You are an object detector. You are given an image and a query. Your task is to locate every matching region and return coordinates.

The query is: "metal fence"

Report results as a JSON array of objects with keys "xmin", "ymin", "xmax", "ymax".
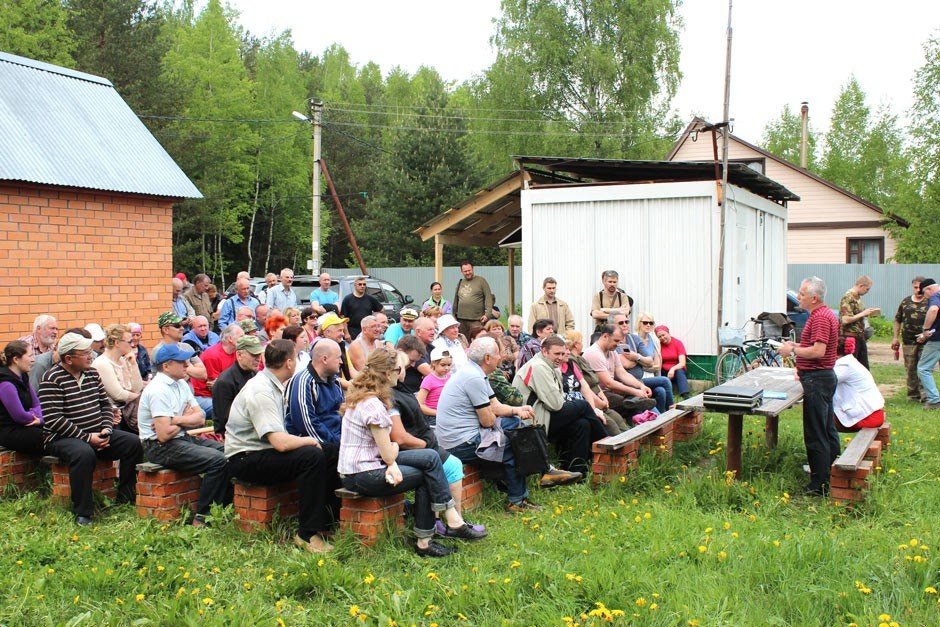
[
  {"xmin": 787, "ymin": 264, "xmax": 940, "ymax": 314},
  {"xmin": 323, "ymin": 266, "xmax": 522, "ymax": 310}
]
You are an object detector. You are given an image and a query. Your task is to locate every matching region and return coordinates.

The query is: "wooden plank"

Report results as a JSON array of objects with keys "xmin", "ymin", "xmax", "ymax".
[
  {"xmin": 833, "ymin": 428, "xmax": 879, "ymax": 470},
  {"xmin": 416, "ymin": 173, "xmax": 523, "ymax": 240},
  {"xmin": 595, "ymin": 408, "xmax": 689, "ymax": 451}
]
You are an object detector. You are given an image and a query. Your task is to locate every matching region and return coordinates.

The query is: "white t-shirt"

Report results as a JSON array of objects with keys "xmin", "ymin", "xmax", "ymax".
[{"xmin": 833, "ymin": 354, "xmax": 884, "ymax": 427}]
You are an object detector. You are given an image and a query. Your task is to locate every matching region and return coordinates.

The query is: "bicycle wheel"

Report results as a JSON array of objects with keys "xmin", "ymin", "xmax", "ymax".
[
  {"xmin": 760, "ymin": 348, "xmax": 784, "ymax": 367},
  {"xmin": 715, "ymin": 350, "xmax": 746, "ymax": 384}
]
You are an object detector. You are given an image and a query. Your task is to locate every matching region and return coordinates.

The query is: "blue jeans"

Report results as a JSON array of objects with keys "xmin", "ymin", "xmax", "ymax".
[
  {"xmin": 917, "ymin": 342, "xmax": 940, "ymax": 404},
  {"xmin": 447, "ymin": 416, "xmax": 529, "ymax": 505},
  {"xmin": 342, "ymin": 449, "xmax": 455, "ymax": 539},
  {"xmin": 643, "ymin": 376, "xmax": 675, "ymax": 412},
  {"xmin": 668, "ymin": 368, "xmax": 690, "ymax": 396},
  {"xmin": 194, "ymin": 395, "xmax": 214, "ymax": 421},
  {"xmin": 143, "ymin": 435, "xmax": 231, "ymax": 516}
]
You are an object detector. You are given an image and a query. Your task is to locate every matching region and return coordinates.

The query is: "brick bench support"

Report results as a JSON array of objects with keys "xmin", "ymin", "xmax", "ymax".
[
  {"xmin": 830, "ymin": 426, "xmax": 885, "ymax": 505},
  {"xmin": 336, "ymin": 487, "xmax": 405, "ymax": 546},
  {"xmin": 42, "ymin": 455, "xmax": 117, "ymax": 504},
  {"xmin": 459, "ymin": 463, "xmax": 483, "ymax": 511},
  {"xmin": 233, "ymin": 480, "xmax": 299, "ymax": 532},
  {"xmin": 591, "ymin": 408, "xmax": 691, "ymax": 486},
  {"xmin": 135, "ymin": 462, "xmax": 201, "ymax": 521},
  {"xmin": 0, "ymin": 447, "xmax": 41, "ymax": 491},
  {"xmin": 672, "ymin": 411, "xmax": 704, "ymax": 442},
  {"xmin": 591, "ymin": 441, "xmax": 639, "ymax": 486}
]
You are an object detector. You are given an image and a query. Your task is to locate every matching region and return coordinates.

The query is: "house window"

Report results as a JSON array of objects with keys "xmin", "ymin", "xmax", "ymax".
[{"xmin": 846, "ymin": 237, "xmax": 884, "ymax": 264}]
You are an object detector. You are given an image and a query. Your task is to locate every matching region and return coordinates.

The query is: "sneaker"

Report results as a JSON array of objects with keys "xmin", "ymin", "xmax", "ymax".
[
  {"xmin": 293, "ymin": 533, "xmax": 334, "ymax": 554},
  {"xmin": 415, "ymin": 540, "xmax": 457, "ymax": 558},
  {"xmin": 802, "ymin": 483, "xmax": 829, "ymax": 497},
  {"xmin": 192, "ymin": 515, "xmax": 209, "ymax": 528},
  {"xmin": 505, "ymin": 500, "xmax": 533, "ymax": 514},
  {"xmin": 924, "ymin": 402, "xmax": 940, "ymax": 410},
  {"xmin": 539, "ymin": 468, "xmax": 582, "ymax": 488},
  {"xmin": 623, "ymin": 398, "xmax": 657, "ymax": 413},
  {"xmin": 464, "ymin": 519, "xmax": 486, "ymax": 534},
  {"xmin": 75, "ymin": 516, "xmax": 93, "ymax": 526},
  {"xmin": 444, "ymin": 522, "xmax": 488, "ymax": 540},
  {"xmin": 434, "ymin": 520, "xmax": 447, "ymax": 537}
]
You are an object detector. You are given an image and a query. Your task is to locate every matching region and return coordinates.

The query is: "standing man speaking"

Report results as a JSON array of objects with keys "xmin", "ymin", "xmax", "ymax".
[
  {"xmin": 779, "ymin": 276, "xmax": 840, "ymax": 496},
  {"xmin": 453, "ymin": 261, "xmax": 494, "ymax": 338}
]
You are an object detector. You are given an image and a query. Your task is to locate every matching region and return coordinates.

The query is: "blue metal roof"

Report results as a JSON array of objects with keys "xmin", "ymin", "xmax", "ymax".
[{"xmin": 0, "ymin": 51, "xmax": 201, "ymax": 198}]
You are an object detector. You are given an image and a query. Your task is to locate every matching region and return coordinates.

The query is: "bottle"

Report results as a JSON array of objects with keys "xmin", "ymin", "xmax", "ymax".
[{"xmin": 894, "ymin": 347, "xmax": 900, "ymax": 361}]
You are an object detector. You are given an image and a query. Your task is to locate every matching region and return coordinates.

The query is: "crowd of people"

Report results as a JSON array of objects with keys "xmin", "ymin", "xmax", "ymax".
[{"xmin": 2, "ymin": 263, "xmax": 925, "ymax": 554}]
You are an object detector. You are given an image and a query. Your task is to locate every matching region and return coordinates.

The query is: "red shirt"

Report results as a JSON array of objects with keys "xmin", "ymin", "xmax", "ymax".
[
  {"xmin": 192, "ymin": 343, "xmax": 236, "ymax": 398},
  {"xmin": 796, "ymin": 306, "xmax": 838, "ymax": 371},
  {"xmin": 660, "ymin": 338, "xmax": 687, "ymax": 373}
]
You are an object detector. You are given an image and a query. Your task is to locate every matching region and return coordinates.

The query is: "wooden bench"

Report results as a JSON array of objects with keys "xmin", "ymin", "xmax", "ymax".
[
  {"xmin": 232, "ymin": 479, "xmax": 300, "ymax": 532},
  {"xmin": 591, "ymin": 408, "xmax": 696, "ymax": 486},
  {"xmin": 0, "ymin": 447, "xmax": 41, "ymax": 492},
  {"xmin": 335, "ymin": 488, "xmax": 406, "ymax": 546},
  {"xmin": 829, "ymin": 423, "xmax": 889, "ymax": 504},
  {"xmin": 135, "ymin": 462, "xmax": 201, "ymax": 521},
  {"xmin": 42, "ymin": 455, "xmax": 118, "ymax": 504}
]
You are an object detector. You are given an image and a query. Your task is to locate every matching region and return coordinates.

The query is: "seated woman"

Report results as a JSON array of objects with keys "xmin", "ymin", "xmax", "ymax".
[
  {"xmin": 128, "ymin": 322, "xmax": 152, "ymax": 382},
  {"xmin": 635, "ymin": 312, "xmax": 662, "ymax": 376},
  {"xmin": 390, "ymin": 350, "xmax": 485, "ymax": 536},
  {"xmin": 284, "ymin": 307, "xmax": 302, "ymax": 328},
  {"xmin": 655, "ymin": 325, "xmax": 690, "ymax": 398},
  {"xmin": 0, "ymin": 340, "xmax": 44, "ymax": 455},
  {"xmin": 619, "ymin": 320, "xmax": 674, "ymax": 413},
  {"xmin": 264, "ymin": 311, "xmax": 289, "ymax": 343},
  {"xmin": 421, "ymin": 306, "xmax": 442, "ymax": 327},
  {"xmin": 339, "ymin": 348, "xmax": 486, "ymax": 557},
  {"xmin": 564, "ymin": 331, "xmax": 628, "ymax": 436},
  {"xmin": 300, "ymin": 307, "xmax": 319, "ymax": 344},
  {"xmin": 833, "ymin": 337, "xmax": 885, "ymax": 432},
  {"xmin": 432, "ymin": 315, "xmax": 468, "ymax": 370},
  {"xmin": 92, "ymin": 324, "xmax": 144, "ymax": 434},
  {"xmin": 282, "ymin": 325, "xmax": 311, "ymax": 375}
]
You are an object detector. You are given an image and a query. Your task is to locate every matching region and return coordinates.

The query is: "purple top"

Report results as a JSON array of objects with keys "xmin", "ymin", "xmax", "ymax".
[{"xmin": 0, "ymin": 381, "xmax": 43, "ymax": 426}]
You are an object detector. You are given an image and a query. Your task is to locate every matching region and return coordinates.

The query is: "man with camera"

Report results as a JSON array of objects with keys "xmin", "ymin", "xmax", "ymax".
[{"xmin": 39, "ymin": 332, "xmax": 143, "ymax": 525}]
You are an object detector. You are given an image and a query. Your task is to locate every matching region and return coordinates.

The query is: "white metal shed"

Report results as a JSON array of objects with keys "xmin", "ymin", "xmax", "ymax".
[{"xmin": 518, "ymin": 159, "xmax": 796, "ymax": 357}]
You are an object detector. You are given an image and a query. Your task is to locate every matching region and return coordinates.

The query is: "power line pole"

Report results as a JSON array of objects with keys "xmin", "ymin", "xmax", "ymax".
[
  {"xmin": 311, "ymin": 99, "xmax": 323, "ymax": 275},
  {"xmin": 716, "ymin": 0, "xmax": 733, "ymax": 331}
]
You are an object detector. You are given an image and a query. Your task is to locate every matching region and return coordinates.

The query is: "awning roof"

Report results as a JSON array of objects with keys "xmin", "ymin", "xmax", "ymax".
[{"xmin": 514, "ymin": 156, "xmax": 799, "ymax": 203}]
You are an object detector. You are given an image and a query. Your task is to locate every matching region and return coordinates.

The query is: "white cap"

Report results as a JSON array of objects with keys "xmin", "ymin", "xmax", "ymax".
[
  {"xmin": 430, "ymin": 345, "xmax": 452, "ymax": 362},
  {"xmin": 437, "ymin": 314, "xmax": 459, "ymax": 331},
  {"xmin": 84, "ymin": 323, "xmax": 106, "ymax": 342}
]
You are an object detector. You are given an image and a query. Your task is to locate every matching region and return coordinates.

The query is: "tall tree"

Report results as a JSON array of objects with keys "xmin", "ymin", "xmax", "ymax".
[
  {"xmin": 821, "ymin": 77, "xmax": 870, "ymax": 188},
  {"xmin": 892, "ymin": 35, "xmax": 940, "ymax": 262},
  {"xmin": 65, "ymin": 0, "xmax": 173, "ymax": 117},
  {"xmin": 354, "ymin": 68, "xmax": 486, "ymax": 267},
  {"xmin": 160, "ymin": 0, "xmax": 256, "ymax": 280},
  {"xmin": 481, "ymin": 0, "xmax": 682, "ymax": 161},
  {"xmin": 0, "ymin": 0, "xmax": 73, "ymax": 65},
  {"xmin": 760, "ymin": 104, "xmax": 818, "ymax": 169}
]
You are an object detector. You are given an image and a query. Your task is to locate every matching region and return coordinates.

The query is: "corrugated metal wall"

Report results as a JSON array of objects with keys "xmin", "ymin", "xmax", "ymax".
[
  {"xmin": 787, "ymin": 264, "xmax": 940, "ymax": 315},
  {"xmin": 322, "ymin": 266, "xmax": 521, "ymax": 310}
]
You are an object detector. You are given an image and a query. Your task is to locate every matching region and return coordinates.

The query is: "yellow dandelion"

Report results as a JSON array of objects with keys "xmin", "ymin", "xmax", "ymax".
[
  {"xmin": 704, "ymin": 527, "xmax": 713, "ymax": 534},
  {"xmin": 910, "ymin": 539, "xmax": 919, "ymax": 547},
  {"xmin": 879, "ymin": 615, "xmax": 891, "ymax": 622},
  {"xmin": 363, "ymin": 573, "xmax": 376, "ymax": 585},
  {"xmin": 723, "ymin": 521, "xmax": 731, "ymax": 530},
  {"xmin": 243, "ymin": 582, "xmax": 252, "ymax": 591},
  {"xmin": 635, "ymin": 597, "xmax": 647, "ymax": 607},
  {"xmin": 349, "ymin": 605, "xmax": 361, "ymax": 617},
  {"xmin": 46, "ymin": 568, "xmax": 54, "ymax": 574},
  {"xmin": 698, "ymin": 545, "xmax": 707, "ymax": 553},
  {"xmin": 925, "ymin": 586, "xmax": 938, "ymax": 594},
  {"xmin": 135, "ymin": 593, "xmax": 145, "ymax": 602},
  {"xmin": 510, "ymin": 560, "xmax": 520, "ymax": 569},
  {"xmin": 717, "ymin": 551, "xmax": 728, "ymax": 561},
  {"xmin": 427, "ymin": 572, "xmax": 439, "ymax": 581}
]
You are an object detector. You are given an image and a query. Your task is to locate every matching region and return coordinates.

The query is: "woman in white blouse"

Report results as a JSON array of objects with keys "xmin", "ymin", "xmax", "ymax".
[
  {"xmin": 92, "ymin": 324, "xmax": 144, "ymax": 434},
  {"xmin": 833, "ymin": 336, "xmax": 885, "ymax": 432}
]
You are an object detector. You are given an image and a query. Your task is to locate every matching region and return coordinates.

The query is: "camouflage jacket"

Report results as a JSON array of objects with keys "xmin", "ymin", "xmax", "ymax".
[
  {"xmin": 894, "ymin": 296, "xmax": 928, "ymax": 345},
  {"xmin": 488, "ymin": 368, "xmax": 524, "ymax": 406},
  {"xmin": 839, "ymin": 290, "xmax": 865, "ymax": 336}
]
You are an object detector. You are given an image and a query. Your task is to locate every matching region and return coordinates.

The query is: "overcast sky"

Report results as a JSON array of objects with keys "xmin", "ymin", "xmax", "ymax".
[{"xmin": 230, "ymin": 0, "xmax": 938, "ymax": 145}]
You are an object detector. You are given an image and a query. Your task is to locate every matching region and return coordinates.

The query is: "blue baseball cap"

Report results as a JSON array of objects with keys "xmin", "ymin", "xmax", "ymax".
[{"xmin": 154, "ymin": 344, "xmax": 195, "ymax": 365}]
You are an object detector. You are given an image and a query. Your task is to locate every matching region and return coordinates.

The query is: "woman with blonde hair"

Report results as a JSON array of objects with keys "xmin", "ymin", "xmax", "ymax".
[
  {"xmin": 92, "ymin": 324, "xmax": 144, "ymax": 433},
  {"xmin": 634, "ymin": 312, "xmax": 662, "ymax": 376},
  {"xmin": 339, "ymin": 348, "xmax": 486, "ymax": 557},
  {"xmin": 284, "ymin": 307, "xmax": 302, "ymax": 327}
]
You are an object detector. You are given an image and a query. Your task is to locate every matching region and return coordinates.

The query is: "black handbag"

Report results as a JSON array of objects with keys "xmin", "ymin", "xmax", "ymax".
[{"xmin": 505, "ymin": 424, "xmax": 550, "ymax": 477}]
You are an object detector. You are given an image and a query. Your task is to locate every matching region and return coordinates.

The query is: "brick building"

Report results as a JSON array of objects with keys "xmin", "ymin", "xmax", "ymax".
[{"xmin": 0, "ymin": 52, "xmax": 200, "ymax": 345}]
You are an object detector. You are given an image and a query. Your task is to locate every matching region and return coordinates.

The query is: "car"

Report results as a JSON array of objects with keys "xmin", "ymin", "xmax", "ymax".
[
  {"xmin": 786, "ymin": 289, "xmax": 809, "ymax": 337},
  {"xmin": 291, "ymin": 274, "xmax": 414, "ymax": 322}
]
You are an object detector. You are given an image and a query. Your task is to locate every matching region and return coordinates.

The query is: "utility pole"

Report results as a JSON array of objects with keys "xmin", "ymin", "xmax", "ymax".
[
  {"xmin": 716, "ymin": 0, "xmax": 733, "ymax": 331},
  {"xmin": 310, "ymin": 99, "xmax": 323, "ymax": 275}
]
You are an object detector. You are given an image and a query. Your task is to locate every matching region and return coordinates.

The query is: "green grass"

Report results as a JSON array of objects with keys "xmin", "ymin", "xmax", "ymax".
[{"xmin": 2, "ymin": 363, "xmax": 939, "ymax": 625}]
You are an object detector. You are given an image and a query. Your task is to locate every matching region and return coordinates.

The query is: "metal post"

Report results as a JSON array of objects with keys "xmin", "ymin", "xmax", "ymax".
[
  {"xmin": 311, "ymin": 100, "xmax": 323, "ymax": 274},
  {"xmin": 716, "ymin": 0, "xmax": 733, "ymax": 331},
  {"xmin": 507, "ymin": 248, "xmax": 516, "ymax": 315}
]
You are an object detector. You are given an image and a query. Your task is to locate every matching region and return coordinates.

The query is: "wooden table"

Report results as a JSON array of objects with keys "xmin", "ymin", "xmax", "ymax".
[{"xmin": 677, "ymin": 367, "xmax": 803, "ymax": 477}]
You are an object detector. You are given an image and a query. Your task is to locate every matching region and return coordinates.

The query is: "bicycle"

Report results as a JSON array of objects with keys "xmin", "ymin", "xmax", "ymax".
[{"xmin": 715, "ymin": 317, "xmax": 796, "ymax": 385}]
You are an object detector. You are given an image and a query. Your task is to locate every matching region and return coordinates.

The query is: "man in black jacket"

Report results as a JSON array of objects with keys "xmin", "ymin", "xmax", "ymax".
[{"xmin": 211, "ymin": 336, "xmax": 263, "ymax": 434}]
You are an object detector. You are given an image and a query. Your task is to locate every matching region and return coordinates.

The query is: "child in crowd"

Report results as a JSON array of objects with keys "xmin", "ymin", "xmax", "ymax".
[{"xmin": 416, "ymin": 346, "xmax": 453, "ymax": 424}]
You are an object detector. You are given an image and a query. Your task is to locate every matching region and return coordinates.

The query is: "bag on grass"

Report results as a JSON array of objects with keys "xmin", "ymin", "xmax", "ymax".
[{"xmin": 505, "ymin": 424, "xmax": 550, "ymax": 477}]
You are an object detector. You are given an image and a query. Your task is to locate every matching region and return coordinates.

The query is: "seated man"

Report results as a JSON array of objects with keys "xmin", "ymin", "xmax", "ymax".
[
  {"xmin": 151, "ymin": 312, "xmax": 207, "ymax": 383},
  {"xmin": 516, "ymin": 318, "xmax": 555, "ymax": 369},
  {"xmin": 225, "ymin": 340, "xmax": 339, "ymax": 553},
  {"xmin": 182, "ymin": 316, "xmax": 220, "ymax": 352},
  {"xmin": 191, "ymin": 323, "xmax": 243, "ymax": 421},
  {"xmin": 611, "ymin": 313, "xmax": 674, "ymax": 412},
  {"xmin": 138, "ymin": 345, "xmax": 232, "ymax": 526},
  {"xmin": 505, "ymin": 314, "xmax": 532, "ymax": 349},
  {"xmin": 385, "ymin": 307, "xmax": 418, "ymax": 346},
  {"xmin": 348, "ymin": 315, "xmax": 383, "ymax": 373},
  {"xmin": 318, "ymin": 312, "xmax": 353, "ymax": 385},
  {"xmin": 436, "ymin": 336, "xmax": 539, "ymax": 513},
  {"xmin": 513, "ymin": 336, "xmax": 607, "ymax": 477},
  {"xmin": 211, "ymin": 335, "xmax": 264, "ymax": 435},
  {"xmin": 39, "ymin": 332, "xmax": 143, "ymax": 525},
  {"xmin": 285, "ymin": 338, "xmax": 344, "ymax": 444},
  {"xmin": 582, "ymin": 324, "xmax": 656, "ymax": 424}
]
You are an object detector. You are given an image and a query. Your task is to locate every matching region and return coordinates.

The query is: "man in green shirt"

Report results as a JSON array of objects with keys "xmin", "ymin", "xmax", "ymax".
[{"xmin": 453, "ymin": 261, "xmax": 494, "ymax": 338}]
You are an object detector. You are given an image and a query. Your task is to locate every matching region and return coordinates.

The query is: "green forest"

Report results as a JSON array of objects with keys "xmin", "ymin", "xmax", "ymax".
[{"xmin": 2, "ymin": 0, "xmax": 940, "ymax": 284}]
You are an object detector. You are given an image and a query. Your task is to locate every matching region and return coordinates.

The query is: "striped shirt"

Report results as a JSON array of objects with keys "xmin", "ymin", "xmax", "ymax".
[{"xmin": 38, "ymin": 364, "xmax": 114, "ymax": 445}]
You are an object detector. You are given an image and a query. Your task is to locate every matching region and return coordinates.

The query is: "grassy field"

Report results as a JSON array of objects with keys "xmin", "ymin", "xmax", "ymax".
[{"xmin": 1, "ymin": 360, "xmax": 938, "ymax": 626}]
